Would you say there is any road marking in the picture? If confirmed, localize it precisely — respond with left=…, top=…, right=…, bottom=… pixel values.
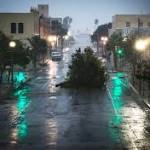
left=128, top=83, right=139, bottom=95
left=106, top=85, right=119, bottom=116
left=107, top=85, right=138, bottom=150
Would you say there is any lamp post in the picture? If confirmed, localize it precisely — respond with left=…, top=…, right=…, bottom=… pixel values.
left=39, top=15, right=43, bottom=38
left=101, top=36, right=108, bottom=57
left=135, top=39, right=148, bottom=94
left=9, top=41, right=16, bottom=83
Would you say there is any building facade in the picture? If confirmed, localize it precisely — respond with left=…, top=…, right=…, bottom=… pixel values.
left=0, top=10, right=39, bottom=42
left=49, top=17, right=62, bottom=35
left=38, top=4, right=49, bottom=18
left=109, top=14, right=150, bottom=37
left=0, top=4, right=51, bottom=44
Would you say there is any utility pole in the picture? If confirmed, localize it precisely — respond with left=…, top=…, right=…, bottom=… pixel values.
left=94, top=19, right=99, bottom=56
left=137, top=17, right=140, bottom=36
left=9, top=41, right=16, bottom=84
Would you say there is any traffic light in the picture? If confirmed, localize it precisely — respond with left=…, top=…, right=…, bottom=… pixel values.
left=116, top=47, right=124, bottom=57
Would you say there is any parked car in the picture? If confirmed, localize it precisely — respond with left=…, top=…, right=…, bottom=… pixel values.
left=51, top=51, right=62, bottom=61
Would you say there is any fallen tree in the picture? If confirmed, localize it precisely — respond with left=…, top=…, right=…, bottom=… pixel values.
left=56, top=47, right=107, bottom=88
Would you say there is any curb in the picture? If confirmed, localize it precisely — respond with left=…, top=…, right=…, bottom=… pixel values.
left=129, top=82, right=150, bottom=109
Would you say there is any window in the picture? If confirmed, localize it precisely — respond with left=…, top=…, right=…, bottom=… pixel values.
left=18, top=23, right=24, bottom=33
left=11, top=23, right=16, bottom=33
left=126, top=22, right=130, bottom=27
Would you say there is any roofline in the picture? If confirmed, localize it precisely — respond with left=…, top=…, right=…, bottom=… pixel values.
left=0, top=12, right=34, bottom=14
left=113, top=14, right=150, bottom=17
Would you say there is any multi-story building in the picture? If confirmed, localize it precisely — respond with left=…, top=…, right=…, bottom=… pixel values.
left=49, top=17, right=62, bottom=35
left=109, top=14, right=150, bottom=37
left=0, top=4, right=50, bottom=46
left=0, top=9, right=39, bottom=46
left=38, top=4, right=49, bottom=18
left=38, top=4, right=50, bottom=39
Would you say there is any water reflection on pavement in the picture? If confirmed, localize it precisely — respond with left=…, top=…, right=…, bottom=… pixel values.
left=107, top=72, right=150, bottom=150
left=0, top=35, right=150, bottom=150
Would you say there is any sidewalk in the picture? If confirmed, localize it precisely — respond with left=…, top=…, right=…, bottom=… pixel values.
left=107, top=58, right=150, bottom=109
left=128, top=78, right=150, bottom=109
left=122, top=63, right=150, bottom=109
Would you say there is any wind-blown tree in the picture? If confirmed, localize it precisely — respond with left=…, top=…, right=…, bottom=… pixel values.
left=56, top=22, right=68, bottom=49
left=106, top=32, right=125, bottom=68
left=13, top=40, right=30, bottom=67
left=0, top=31, right=11, bottom=82
left=28, top=36, right=48, bottom=68
left=58, top=26, right=68, bottom=49
left=51, top=20, right=68, bottom=49
left=39, top=38, right=48, bottom=63
left=63, top=16, right=72, bottom=29
left=91, top=23, right=112, bottom=43
left=63, top=47, right=106, bottom=88
left=106, top=32, right=140, bottom=68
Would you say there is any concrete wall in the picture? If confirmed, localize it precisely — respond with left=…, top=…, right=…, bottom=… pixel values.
left=0, top=12, right=39, bottom=40
left=112, top=15, right=150, bottom=29
left=38, top=5, right=49, bottom=18
left=109, top=15, right=150, bottom=37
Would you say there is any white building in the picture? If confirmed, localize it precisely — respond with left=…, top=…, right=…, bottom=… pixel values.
left=109, top=14, right=150, bottom=37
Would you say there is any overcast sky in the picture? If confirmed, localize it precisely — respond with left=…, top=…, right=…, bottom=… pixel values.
left=0, top=0, right=150, bottom=34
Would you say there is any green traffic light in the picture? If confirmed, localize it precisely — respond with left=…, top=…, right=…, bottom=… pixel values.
left=116, top=48, right=124, bottom=56
left=118, top=49, right=122, bottom=54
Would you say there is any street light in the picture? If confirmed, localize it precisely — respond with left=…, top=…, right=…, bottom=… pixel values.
left=101, top=36, right=108, bottom=56
left=135, top=39, right=148, bottom=52
left=47, top=35, right=57, bottom=49
left=9, top=41, right=16, bottom=48
left=9, top=41, right=16, bottom=83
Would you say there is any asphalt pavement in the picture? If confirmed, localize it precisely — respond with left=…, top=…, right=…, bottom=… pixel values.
left=0, top=34, right=150, bottom=150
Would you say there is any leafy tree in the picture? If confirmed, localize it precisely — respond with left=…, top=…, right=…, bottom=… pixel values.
left=63, top=16, right=72, bottom=29
left=39, top=38, right=48, bottom=63
left=0, top=31, right=30, bottom=83
left=91, top=23, right=112, bottom=43
left=105, top=32, right=124, bottom=68
left=64, top=47, right=106, bottom=88
left=58, top=27, right=68, bottom=49
left=51, top=20, right=68, bottom=49
left=13, top=40, right=30, bottom=67
left=56, top=22, right=68, bottom=49
left=28, top=36, right=48, bottom=67
left=0, top=31, right=11, bottom=82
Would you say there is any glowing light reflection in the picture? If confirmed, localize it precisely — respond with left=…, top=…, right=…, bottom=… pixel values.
left=11, top=87, right=31, bottom=141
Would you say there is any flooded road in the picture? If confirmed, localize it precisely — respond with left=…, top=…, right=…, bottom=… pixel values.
left=0, top=34, right=150, bottom=150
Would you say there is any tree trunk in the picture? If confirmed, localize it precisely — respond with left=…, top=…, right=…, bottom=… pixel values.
left=61, top=36, right=64, bottom=50
left=8, top=70, right=11, bottom=82
left=113, top=50, right=117, bottom=69
left=0, top=71, right=3, bottom=84
left=33, top=50, right=37, bottom=69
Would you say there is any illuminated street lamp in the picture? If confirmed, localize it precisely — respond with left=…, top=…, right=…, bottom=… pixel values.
left=64, top=35, right=69, bottom=40
left=101, top=36, right=108, bottom=56
left=101, top=36, right=108, bottom=45
left=135, top=39, right=148, bottom=52
left=47, top=35, right=57, bottom=48
left=9, top=41, right=16, bottom=48
left=9, top=41, right=16, bottom=83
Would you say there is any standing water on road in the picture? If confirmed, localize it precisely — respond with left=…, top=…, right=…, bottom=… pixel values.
left=0, top=34, right=150, bottom=150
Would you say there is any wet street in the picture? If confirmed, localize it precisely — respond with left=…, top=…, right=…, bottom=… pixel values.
left=0, top=34, right=150, bottom=150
